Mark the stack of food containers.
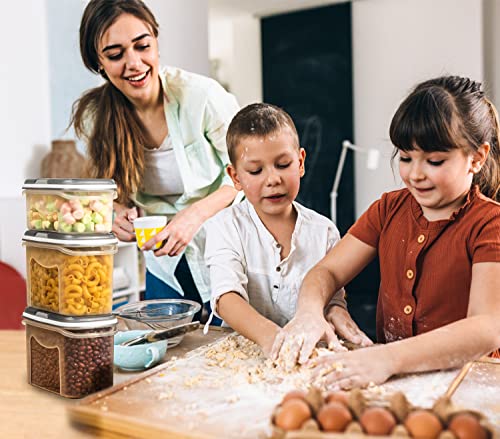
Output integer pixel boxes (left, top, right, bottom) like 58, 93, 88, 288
21, 179, 119, 398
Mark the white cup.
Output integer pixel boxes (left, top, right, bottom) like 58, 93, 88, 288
133, 216, 167, 249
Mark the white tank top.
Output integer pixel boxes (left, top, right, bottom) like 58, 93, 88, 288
142, 136, 185, 203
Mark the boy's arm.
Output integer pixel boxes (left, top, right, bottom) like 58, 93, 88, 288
217, 292, 281, 356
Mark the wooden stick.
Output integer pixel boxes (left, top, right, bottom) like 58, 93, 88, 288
445, 361, 473, 399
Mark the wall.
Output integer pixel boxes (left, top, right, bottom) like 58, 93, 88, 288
484, 0, 500, 107
209, 15, 262, 106
147, 0, 209, 75
351, 0, 483, 216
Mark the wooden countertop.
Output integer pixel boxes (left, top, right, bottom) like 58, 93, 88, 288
0, 329, 228, 439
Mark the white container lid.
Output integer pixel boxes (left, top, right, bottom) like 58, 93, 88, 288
23, 230, 118, 247
23, 307, 117, 330
23, 178, 117, 192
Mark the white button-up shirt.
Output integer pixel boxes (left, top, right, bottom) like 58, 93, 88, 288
205, 199, 345, 327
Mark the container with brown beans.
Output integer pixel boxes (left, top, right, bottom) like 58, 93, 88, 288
23, 307, 117, 398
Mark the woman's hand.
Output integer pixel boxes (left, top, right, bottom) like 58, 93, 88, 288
325, 306, 373, 347
142, 204, 204, 257
270, 312, 346, 370
310, 345, 395, 390
112, 205, 138, 241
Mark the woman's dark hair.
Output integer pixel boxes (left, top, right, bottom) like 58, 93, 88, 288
390, 75, 500, 202
226, 103, 299, 165
71, 0, 159, 204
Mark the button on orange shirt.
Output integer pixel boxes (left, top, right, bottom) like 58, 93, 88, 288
348, 186, 500, 345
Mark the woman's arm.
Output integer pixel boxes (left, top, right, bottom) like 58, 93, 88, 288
141, 185, 238, 255
312, 262, 500, 389
271, 234, 377, 364
217, 292, 281, 356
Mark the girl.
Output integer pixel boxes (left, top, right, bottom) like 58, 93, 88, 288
71, 0, 240, 320
271, 76, 500, 388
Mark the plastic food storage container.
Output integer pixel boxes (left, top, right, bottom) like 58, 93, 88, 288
23, 178, 117, 234
23, 231, 118, 316
23, 307, 116, 398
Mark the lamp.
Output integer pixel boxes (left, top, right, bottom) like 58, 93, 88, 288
330, 140, 380, 223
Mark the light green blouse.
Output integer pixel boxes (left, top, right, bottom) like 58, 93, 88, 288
130, 66, 240, 302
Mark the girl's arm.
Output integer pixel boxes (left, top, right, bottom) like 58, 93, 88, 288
312, 262, 500, 389
217, 292, 281, 356
271, 234, 377, 364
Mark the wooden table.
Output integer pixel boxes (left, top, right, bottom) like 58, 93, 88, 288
0, 329, 227, 439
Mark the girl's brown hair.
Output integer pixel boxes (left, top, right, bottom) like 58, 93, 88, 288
71, 0, 159, 204
389, 76, 500, 202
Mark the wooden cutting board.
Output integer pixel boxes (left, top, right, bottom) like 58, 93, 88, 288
68, 332, 500, 439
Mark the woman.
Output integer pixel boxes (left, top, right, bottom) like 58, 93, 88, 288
71, 0, 240, 321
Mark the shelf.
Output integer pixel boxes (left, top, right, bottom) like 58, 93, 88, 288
113, 288, 138, 299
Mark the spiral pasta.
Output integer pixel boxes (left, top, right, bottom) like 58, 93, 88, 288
28, 248, 113, 315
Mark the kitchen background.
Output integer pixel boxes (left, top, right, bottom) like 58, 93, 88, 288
1, 0, 499, 334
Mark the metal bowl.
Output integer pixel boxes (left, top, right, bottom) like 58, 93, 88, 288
114, 299, 201, 347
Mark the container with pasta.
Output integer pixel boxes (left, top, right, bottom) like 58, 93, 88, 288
23, 178, 117, 234
23, 307, 116, 398
23, 231, 118, 316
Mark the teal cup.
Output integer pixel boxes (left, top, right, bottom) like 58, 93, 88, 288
114, 330, 168, 371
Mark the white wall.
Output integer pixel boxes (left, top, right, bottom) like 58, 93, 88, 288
147, 0, 209, 75
484, 0, 500, 107
209, 15, 262, 106
352, 0, 483, 216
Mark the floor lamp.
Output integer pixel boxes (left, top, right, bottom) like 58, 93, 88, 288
331, 140, 380, 224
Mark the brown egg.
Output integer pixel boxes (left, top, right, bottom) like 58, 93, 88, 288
404, 410, 443, 439
448, 413, 488, 439
281, 390, 307, 404
360, 407, 397, 435
317, 401, 353, 432
325, 391, 350, 407
274, 399, 312, 431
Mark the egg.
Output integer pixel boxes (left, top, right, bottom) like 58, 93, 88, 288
448, 413, 488, 439
317, 401, 353, 432
404, 410, 443, 439
274, 399, 312, 431
281, 390, 307, 404
325, 391, 350, 407
360, 407, 397, 435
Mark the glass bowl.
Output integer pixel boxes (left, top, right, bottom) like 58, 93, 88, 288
113, 299, 201, 347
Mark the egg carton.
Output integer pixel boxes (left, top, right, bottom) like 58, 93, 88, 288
270, 387, 496, 439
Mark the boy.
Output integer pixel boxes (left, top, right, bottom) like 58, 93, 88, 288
204, 103, 370, 356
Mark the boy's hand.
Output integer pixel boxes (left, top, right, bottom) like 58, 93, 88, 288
270, 312, 346, 370
325, 306, 373, 347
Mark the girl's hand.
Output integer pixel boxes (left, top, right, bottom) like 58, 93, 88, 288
142, 204, 204, 257
112, 206, 138, 241
325, 306, 373, 347
270, 313, 346, 370
310, 345, 395, 390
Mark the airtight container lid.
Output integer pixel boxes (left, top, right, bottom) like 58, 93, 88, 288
23, 306, 117, 330
23, 178, 117, 192
23, 230, 118, 247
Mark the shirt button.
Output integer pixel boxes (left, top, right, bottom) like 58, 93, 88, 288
404, 305, 413, 315
406, 269, 414, 279
273, 285, 279, 289
276, 243, 281, 248
417, 234, 425, 244
276, 266, 281, 272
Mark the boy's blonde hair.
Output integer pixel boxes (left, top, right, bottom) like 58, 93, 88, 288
226, 103, 300, 164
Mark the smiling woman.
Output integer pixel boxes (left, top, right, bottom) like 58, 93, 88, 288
70, 0, 240, 320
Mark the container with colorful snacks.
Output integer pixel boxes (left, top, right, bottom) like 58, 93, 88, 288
23, 231, 118, 316
23, 178, 117, 234
23, 307, 117, 398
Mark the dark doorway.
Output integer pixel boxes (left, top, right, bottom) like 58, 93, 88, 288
262, 3, 377, 340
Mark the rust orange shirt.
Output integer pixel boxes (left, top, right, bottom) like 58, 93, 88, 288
348, 186, 500, 344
